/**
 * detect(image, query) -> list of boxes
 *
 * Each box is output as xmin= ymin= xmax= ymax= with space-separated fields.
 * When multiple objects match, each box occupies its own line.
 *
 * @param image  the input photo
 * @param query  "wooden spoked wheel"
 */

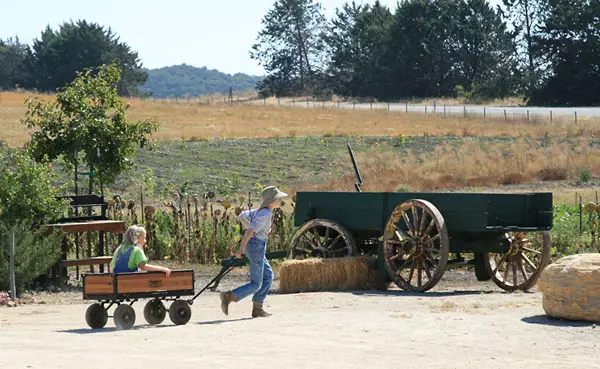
xmin=290 ymin=219 xmax=355 ymax=259
xmin=483 ymin=231 xmax=551 ymax=291
xmin=383 ymin=199 xmax=450 ymax=292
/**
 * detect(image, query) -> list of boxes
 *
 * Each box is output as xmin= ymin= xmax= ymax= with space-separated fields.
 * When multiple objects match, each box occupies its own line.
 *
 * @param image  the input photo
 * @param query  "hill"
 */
xmin=138 ymin=64 xmax=262 ymax=98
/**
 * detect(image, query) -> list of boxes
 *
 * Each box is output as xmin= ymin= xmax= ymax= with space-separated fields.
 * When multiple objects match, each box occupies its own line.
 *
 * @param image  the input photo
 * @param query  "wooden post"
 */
xmin=464 ymin=106 xmax=466 ymax=119
xmin=9 ymin=228 xmax=16 ymax=301
xmin=575 ymin=111 xmax=578 ymax=125
xmin=337 ymin=99 xmax=340 ymax=109
xmin=550 ymin=110 xmax=553 ymax=124
xmin=406 ymin=102 xmax=408 ymax=114
xmin=370 ymin=101 xmax=373 ymax=110
xmin=580 ymin=195 xmax=583 ymax=236
xmin=527 ymin=110 xmax=530 ymax=123
xmin=484 ymin=107 xmax=486 ymax=121
xmin=504 ymin=109 xmax=507 ymax=121
xmin=425 ymin=105 xmax=427 ymax=115
xmin=443 ymin=105 xmax=446 ymax=118
xmin=387 ymin=102 xmax=390 ymax=111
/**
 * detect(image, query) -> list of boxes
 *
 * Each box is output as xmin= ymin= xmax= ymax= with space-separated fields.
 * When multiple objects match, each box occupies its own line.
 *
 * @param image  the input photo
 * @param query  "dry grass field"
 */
xmin=2 ymin=91 xmax=600 ymax=205
xmin=2 ymin=91 xmax=599 ymax=147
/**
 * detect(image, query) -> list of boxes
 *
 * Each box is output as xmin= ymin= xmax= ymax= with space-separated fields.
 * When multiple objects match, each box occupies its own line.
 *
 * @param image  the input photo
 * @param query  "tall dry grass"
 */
xmin=304 ymin=138 xmax=600 ymax=194
xmin=2 ymin=91 xmax=598 ymax=147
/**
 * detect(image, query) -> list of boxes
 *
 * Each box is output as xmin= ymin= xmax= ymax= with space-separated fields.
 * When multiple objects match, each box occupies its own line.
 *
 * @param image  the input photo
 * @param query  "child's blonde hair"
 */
xmin=123 ymin=225 xmax=146 ymax=246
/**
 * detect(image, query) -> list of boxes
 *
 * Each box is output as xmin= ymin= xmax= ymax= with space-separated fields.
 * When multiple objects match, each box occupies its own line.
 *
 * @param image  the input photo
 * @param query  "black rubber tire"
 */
xmin=169 ymin=300 xmax=192 ymax=325
xmin=114 ymin=304 xmax=136 ymax=330
xmin=85 ymin=303 xmax=108 ymax=329
xmin=144 ymin=300 xmax=166 ymax=325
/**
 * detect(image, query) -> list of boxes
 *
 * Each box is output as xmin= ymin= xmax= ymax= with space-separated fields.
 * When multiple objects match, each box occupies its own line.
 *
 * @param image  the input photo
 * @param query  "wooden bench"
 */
xmin=62 ymin=256 xmax=113 ymax=272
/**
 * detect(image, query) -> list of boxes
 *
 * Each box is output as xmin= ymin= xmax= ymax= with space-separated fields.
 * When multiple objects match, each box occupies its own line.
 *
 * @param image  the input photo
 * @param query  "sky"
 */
xmin=0 ymin=0 xmax=502 ymax=76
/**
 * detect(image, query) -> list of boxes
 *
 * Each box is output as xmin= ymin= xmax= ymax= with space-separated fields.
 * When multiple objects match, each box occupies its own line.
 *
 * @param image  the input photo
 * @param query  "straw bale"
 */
xmin=538 ymin=253 xmax=600 ymax=322
xmin=278 ymin=257 xmax=387 ymax=293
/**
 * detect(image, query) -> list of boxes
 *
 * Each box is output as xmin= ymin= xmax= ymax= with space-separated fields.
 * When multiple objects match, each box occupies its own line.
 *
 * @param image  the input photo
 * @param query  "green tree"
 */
xmin=530 ymin=0 xmax=600 ymax=106
xmin=23 ymin=64 xmax=158 ymax=189
xmin=325 ymin=1 xmax=394 ymax=98
xmin=251 ymin=0 xmax=327 ymax=96
xmin=453 ymin=0 xmax=518 ymax=99
xmin=0 ymin=146 xmax=67 ymax=293
xmin=502 ymin=0 xmax=545 ymax=95
xmin=0 ymin=37 xmax=33 ymax=90
xmin=30 ymin=20 xmax=147 ymax=96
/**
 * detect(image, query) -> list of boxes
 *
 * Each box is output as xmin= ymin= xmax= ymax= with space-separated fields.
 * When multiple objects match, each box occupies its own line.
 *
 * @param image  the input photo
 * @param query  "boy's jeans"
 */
xmin=232 ymin=237 xmax=273 ymax=304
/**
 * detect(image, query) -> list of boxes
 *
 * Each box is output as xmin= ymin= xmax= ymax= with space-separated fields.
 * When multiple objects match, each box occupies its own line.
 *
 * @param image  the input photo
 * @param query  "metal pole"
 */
xmin=9 ymin=228 xmax=16 ymax=301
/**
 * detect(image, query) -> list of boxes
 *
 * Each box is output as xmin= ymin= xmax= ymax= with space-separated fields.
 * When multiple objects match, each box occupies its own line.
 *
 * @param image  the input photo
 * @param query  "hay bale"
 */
xmin=278 ymin=257 xmax=387 ymax=293
xmin=538 ymin=253 xmax=600 ymax=322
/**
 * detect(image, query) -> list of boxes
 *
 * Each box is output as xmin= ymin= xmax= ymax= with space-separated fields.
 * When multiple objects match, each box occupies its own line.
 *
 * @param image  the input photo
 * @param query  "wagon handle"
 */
xmin=347 ymin=143 xmax=363 ymax=192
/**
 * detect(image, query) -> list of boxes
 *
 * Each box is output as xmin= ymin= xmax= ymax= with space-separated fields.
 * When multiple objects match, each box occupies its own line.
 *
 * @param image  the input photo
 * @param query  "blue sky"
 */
xmin=0 ymin=0 xmax=502 ymax=76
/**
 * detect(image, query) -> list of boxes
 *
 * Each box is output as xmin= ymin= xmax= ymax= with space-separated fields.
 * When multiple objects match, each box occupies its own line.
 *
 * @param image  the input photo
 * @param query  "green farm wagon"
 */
xmin=289 ymin=190 xmax=552 ymax=292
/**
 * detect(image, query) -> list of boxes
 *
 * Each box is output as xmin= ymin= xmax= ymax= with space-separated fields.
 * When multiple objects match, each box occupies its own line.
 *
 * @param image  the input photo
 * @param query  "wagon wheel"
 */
xmin=290 ymin=219 xmax=355 ymax=259
xmin=169 ymin=300 xmax=192 ymax=325
xmin=144 ymin=299 xmax=166 ymax=325
xmin=114 ymin=304 xmax=136 ymax=330
xmin=383 ymin=199 xmax=450 ymax=292
xmin=483 ymin=231 xmax=551 ymax=291
xmin=85 ymin=303 xmax=108 ymax=329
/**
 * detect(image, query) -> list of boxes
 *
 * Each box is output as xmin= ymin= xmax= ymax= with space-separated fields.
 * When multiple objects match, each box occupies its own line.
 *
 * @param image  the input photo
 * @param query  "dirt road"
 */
xmin=2 ymin=270 xmax=599 ymax=369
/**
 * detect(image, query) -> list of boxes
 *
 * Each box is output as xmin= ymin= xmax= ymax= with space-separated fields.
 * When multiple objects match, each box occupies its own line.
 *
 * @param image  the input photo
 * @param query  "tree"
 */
xmin=388 ymin=0 xmax=459 ymax=98
xmin=325 ymin=1 xmax=394 ymax=98
xmin=530 ymin=0 xmax=600 ymax=106
xmin=30 ymin=20 xmax=147 ymax=96
xmin=0 ymin=37 xmax=33 ymax=90
xmin=0 ymin=146 xmax=67 ymax=293
xmin=251 ymin=0 xmax=327 ymax=96
xmin=23 ymin=64 xmax=158 ymax=188
xmin=502 ymin=0 xmax=545 ymax=94
xmin=452 ymin=0 xmax=518 ymax=99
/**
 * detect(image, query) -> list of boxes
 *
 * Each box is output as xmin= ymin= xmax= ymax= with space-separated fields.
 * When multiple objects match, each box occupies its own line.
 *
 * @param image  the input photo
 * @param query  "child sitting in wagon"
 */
xmin=111 ymin=225 xmax=171 ymax=276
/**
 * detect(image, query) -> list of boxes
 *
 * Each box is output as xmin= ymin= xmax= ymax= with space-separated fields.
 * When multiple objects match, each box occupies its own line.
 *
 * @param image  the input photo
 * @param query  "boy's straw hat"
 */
xmin=260 ymin=186 xmax=288 ymax=208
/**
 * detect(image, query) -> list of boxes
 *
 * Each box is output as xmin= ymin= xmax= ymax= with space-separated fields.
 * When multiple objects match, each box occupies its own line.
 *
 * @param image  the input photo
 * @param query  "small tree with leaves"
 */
xmin=23 ymin=64 xmax=158 ymax=190
xmin=0 ymin=146 xmax=67 ymax=293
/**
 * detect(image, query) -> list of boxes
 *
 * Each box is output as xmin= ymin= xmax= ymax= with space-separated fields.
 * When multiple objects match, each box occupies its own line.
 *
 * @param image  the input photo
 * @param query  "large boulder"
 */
xmin=538 ymin=253 xmax=600 ymax=322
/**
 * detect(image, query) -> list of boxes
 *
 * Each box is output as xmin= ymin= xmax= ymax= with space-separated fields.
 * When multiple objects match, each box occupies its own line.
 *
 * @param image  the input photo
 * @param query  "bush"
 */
xmin=0 ymin=223 xmax=64 ymax=293
xmin=579 ymin=168 xmax=592 ymax=182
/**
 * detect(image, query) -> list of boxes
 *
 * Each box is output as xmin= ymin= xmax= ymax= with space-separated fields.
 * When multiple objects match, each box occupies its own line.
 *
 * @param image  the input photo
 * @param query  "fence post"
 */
xmin=527 ymin=110 xmax=530 ymax=123
xmin=337 ymin=99 xmax=340 ymax=109
xmin=425 ymin=105 xmax=427 ymax=115
xmin=580 ymin=195 xmax=583 ymax=236
xmin=406 ymin=102 xmax=408 ymax=114
xmin=387 ymin=102 xmax=390 ymax=112
xmin=504 ymin=109 xmax=507 ymax=121
xmin=293 ymin=97 xmax=295 ymax=106
xmin=575 ymin=111 xmax=578 ymax=124
xmin=550 ymin=110 xmax=553 ymax=124
xmin=306 ymin=99 xmax=309 ymax=108
xmin=463 ymin=106 xmax=466 ymax=119
xmin=370 ymin=101 xmax=373 ymax=110
xmin=9 ymin=228 xmax=15 ymax=301
xmin=443 ymin=105 xmax=446 ymax=118
xmin=484 ymin=107 xmax=486 ymax=121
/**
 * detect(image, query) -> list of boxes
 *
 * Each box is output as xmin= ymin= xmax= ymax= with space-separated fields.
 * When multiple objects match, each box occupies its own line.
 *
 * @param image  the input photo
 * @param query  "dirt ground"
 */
xmin=2 ymin=269 xmax=600 ymax=369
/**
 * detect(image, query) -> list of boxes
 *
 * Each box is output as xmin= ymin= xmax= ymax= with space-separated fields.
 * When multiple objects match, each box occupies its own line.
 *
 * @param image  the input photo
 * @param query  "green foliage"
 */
xmin=551 ymin=205 xmax=584 ymax=257
xmin=530 ymin=0 xmax=600 ymax=106
xmin=579 ymin=168 xmax=592 ymax=182
xmin=0 ymin=147 xmax=67 ymax=227
xmin=251 ymin=0 xmax=327 ymax=96
xmin=139 ymin=64 xmax=262 ymax=98
xmin=23 ymin=64 xmax=158 ymax=186
xmin=30 ymin=20 xmax=147 ymax=95
xmin=0 ymin=147 xmax=68 ymax=293
xmin=0 ymin=37 xmax=32 ymax=90
xmin=0 ymin=223 xmax=64 ymax=293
